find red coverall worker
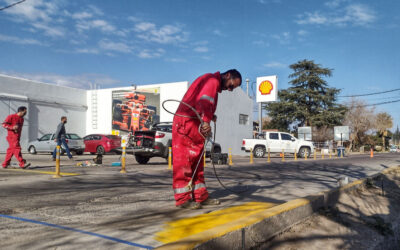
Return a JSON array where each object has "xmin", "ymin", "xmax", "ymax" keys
[
  {"xmin": 172, "ymin": 72, "xmax": 221, "ymax": 206},
  {"xmin": 2, "ymin": 113, "xmax": 26, "ymax": 168}
]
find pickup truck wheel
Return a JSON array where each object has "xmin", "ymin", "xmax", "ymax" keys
[
  {"xmin": 135, "ymin": 155, "xmax": 150, "ymax": 164},
  {"xmin": 299, "ymin": 147, "xmax": 311, "ymax": 158},
  {"xmin": 253, "ymin": 146, "xmax": 265, "ymax": 158}
]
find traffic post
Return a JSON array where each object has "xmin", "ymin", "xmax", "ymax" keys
[
  {"xmin": 250, "ymin": 148, "xmax": 254, "ymax": 164},
  {"xmin": 120, "ymin": 146, "xmax": 127, "ymax": 173},
  {"xmin": 281, "ymin": 149, "xmax": 285, "ymax": 162},
  {"xmin": 228, "ymin": 148, "xmax": 233, "ymax": 166},
  {"xmin": 53, "ymin": 145, "xmax": 61, "ymax": 178},
  {"xmin": 168, "ymin": 146, "xmax": 172, "ymax": 169},
  {"xmin": 267, "ymin": 148, "xmax": 271, "ymax": 163}
]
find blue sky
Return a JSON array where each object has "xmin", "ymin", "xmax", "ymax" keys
[{"xmin": 0, "ymin": 0, "xmax": 399, "ymax": 130}]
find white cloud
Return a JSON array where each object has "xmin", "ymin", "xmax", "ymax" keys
[
  {"xmin": 272, "ymin": 32, "xmax": 291, "ymax": 44},
  {"xmin": 258, "ymin": 0, "xmax": 281, "ymax": 4},
  {"xmin": 138, "ymin": 48, "xmax": 165, "ymax": 58},
  {"xmin": 296, "ymin": 4, "xmax": 376, "ymax": 27},
  {"xmin": 0, "ymin": 34, "xmax": 46, "ymax": 46},
  {"xmin": 134, "ymin": 22, "xmax": 189, "ymax": 44},
  {"xmin": 0, "ymin": 71, "xmax": 121, "ymax": 89},
  {"xmin": 325, "ymin": 0, "xmax": 348, "ymax": 8},
  {"xmin": 297, "ymin": 29, "xmax": 308, "ymax": 36},
  {"xmin": 165, "ymin": 58, "xmax": 187, "ymax": 63},
  {"xmin": 71, "ymin": 11, "xmax": 93, "ymax": 20},
  {"xmin": 252, "ymin": 40, "xmax": 269, "ymax": 47},
  {"xmin": 98, "ymin": 39, "xmax": 133, "ymax": 53},
  {"xmin": 194, "ymin": 46, "xmax": 209, "ymax": 53},
  {"xmin": 2, "ymin": 0, "xmax": 58, "ymax": 22},
  {"xmin": 76, "ymin": 19, "xmax": 116, "ymax": 33},
  {"xmin": 263, "ymin": 62, "xmax": 286, "ymax": 68},
  {"xmin": 75, "ymin": 48, "xmax": 99, "ymax": 54},
  {"xmin": 213, "ymin": 29, "xmax": 224, "ymax": 36},
  {"xmin": 32, "ymin": 22, "xmax": 64, "ymax": 37}
]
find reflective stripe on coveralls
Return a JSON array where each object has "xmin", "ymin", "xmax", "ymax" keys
[
  {"xmin": 173, "ymin": 183, "xmax": 206, "ymax": 194},
  {"xmin": 199, "ymin": 95, "xmax": 215, "ymax": 104}
]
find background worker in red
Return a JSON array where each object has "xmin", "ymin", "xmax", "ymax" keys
[
  {"xmin": 2, "ymin": 106, "xmax": 30, "ymax": 169},
  {"xmin": 172, "ymin": 69, "xmax": 242, "ymax": 209}
]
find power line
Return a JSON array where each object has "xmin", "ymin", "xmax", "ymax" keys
[
  {"xmin": 363, "ymin": 98, "xmax": 400, "ymax": 107},
  {"xmin": 339, "ymin": 88, "xmax": 400, "ymax": 98},
  {"xmin": 0, "ymin": 0, "xmax": 26, "ymax": 11}
]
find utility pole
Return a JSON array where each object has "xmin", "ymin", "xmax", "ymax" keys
[{"xmin": 246, "ymin": 78, "xmax": 249, "ymax": 96}]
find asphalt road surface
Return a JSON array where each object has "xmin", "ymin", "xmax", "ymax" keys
[{"xmin": 0, "ymin": 152, "xmax": 399, "ymax": 249}]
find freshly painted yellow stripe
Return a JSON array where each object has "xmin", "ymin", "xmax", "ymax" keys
[
  {"xmin": 155, "ymin": 201, "xmax": 278, "ymax": 244},
  {"xmin": 5, "ymin": 169, "xmax": 79, "ymax": 176}
]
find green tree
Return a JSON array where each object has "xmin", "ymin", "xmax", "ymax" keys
[
  {"xmin": 393, "ymin": 126, "xmax": 400, "ymax": 145},
  {"xmin": 375, "ymin": 112, "xmax": 393, "ymax": 150},
  {"xmin": 265, "ymin": 59, "xmax": 347, "ymax": 131}
]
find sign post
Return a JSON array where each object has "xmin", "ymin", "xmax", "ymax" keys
[{"xmin": 256, "ymin": 75, "xmax": 278, "ymax": 134}]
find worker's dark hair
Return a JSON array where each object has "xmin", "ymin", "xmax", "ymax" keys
[
  {"xmin": 61, "ymin": 116, "xmax": 67, "ymax": 121},
  {"xmin": 223, "ymin": 69, "xmax": 242, "ymax": 85},
  {"xmin": 17, "ymin": 106, "xmax": 27, "ymax": 112}
]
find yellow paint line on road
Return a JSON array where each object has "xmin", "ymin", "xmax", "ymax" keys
[
  {"xmin": 5, "ymin": 169, "xmax": 79, "ymax": 176},
  {"xmin": 155, "ymin": 201, "xmax": 278, "ymax": 244}
]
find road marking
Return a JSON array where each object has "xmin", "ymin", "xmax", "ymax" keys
[
  {"xmin": 0, "ymin": 214, "xmax": 152, "ymax": 249},
  {"xmin": 155, "ymin": 201, "xmax": 278, "ymax": 244},
  {"xmin": 4, "ymin": 169, "xmax": 79, "ymax": 176}
]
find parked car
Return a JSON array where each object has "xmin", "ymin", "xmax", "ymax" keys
[
  {"xmin": 83, "ymin": 134, "xmax": 121, "ymax": 155},
  {"xmin": 28, "ymin": 133, "xmax": 85, "ymax": 155},
  {"xmin": 132, "ymin": 122, "xmax": 222, "ymax": 164},
  {"xmin": 242, "ymin": 131, "xmax": 314, "ymax": 158},
  {"xmin": 389, "ymin": 145, "xmax": 399, "ymax": 153}
]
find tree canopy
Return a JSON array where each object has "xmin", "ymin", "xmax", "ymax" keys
[{"xmin": 265, "ymin": 59, "xmax": 347, "ymax": 131}]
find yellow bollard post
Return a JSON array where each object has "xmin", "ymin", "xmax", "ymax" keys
[
  {"xmin": 168, "ymin": 146, "xmax": 172, "ymax": 169},
  {"xmin": 322, "ymin": 150, "xmax": 325, "ymax": 159},
  {"xmin": 281, "ymin": 149, "xmax": 285, "ymax": 162},
  {"xmin": 228, "ymin": 148, "xmax": 233, "ymax": 166},
  {"xmin": 340, "ymin": 148, "xmax": 344, "ymax": 158},
  {"xmin": 334, "ymin": 149, "xmax": 338, "ymax": 158},
  {"xmin": 305, "ymin": 150, "xmax": 308, "ymax": 161},
  {"xmin": 120, "ymin": 146, "xmax": 127, "ymax": 173},
  {"xmin": 294, "ymin": 151, "xmax": 297, "ymax": 161},
  {"xmin": 53, "ymin": 145, "xmax": 61, "ymax": 178},
  {"xmin": 267, "ymin": 148, "xmax": 271, "ymax": 163},
  {"xmin": 314, "ymin": 150, "xmax": 317, "ymax": 160},
  {"xmin": 203, "ymin": 145, "xmax": 207, "ymax": 167},
  {"xmin": 250, "ymin": 148, "xmax": 254, "ymax": 164},
  {"xmin": 329, "ymin": 150, "xmax": 332, "ymax": 159}
]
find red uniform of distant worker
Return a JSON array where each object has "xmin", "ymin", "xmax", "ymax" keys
[
  {"xmin": 2, "ymin": 106, "xmax": 30, "ymax": 169},
  {"xmin": 172, "ymin": 69, "xmax": 242, "ymax": 209}
]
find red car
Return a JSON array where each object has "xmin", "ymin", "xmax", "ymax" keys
[{"xmin": 83, "ymin": 134, "xmax": 121, "ymax": 155}]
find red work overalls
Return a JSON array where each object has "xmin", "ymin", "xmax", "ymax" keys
[
  {"xmin": 172, "ymin": 72, "xmax": 221, "ymax": 206},
  {"xmin": 2, "ymin": 114, "xmax": 25, "ymax": 168}
]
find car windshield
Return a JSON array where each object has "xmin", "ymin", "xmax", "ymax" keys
[
  {"xmin": 154, "ymin": 124, "xmax": 172, "ymax": 132},
  {"xmin": 66, "ymin": 134, "xmax": 82, "ymax": 140}
]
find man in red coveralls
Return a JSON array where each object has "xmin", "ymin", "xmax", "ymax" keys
[
  {"xmin": 2, "ymin": 106, "xmax": 30, "ymax": 169},
  {"xmin": 173, "ymin": 69, "xmax": 242, "ymax": 209}
]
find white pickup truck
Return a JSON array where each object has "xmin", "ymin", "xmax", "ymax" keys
[{"xmin": 242, "ymin": 131, "xmax": 314, "ymax": 158}]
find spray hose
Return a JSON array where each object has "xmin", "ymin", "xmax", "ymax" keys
[{"xmin": 162, "ymin": 99, "xmax": 247, "ymax": 194}]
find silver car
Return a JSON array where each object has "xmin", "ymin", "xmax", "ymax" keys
[{"xmin": 28, "ymin": 133, "xmax": 85, "ymax": 155}]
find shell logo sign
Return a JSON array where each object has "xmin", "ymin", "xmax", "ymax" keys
[
  {"xmin": 256, "ymin": 75, "xmax": 278, "ymax": 103},
  {"xmin": 259, "ymin": 80, "xmax": 273, "ymax": 95}
]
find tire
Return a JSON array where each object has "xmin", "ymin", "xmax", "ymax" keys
[
  {"xmin": 212, "ymin": 146, "xmax": 221, "ymax": 154},
  {"xmin": 253, "ymin": 146, "xmax": 265, "ymax": 158},
  {"xmin": 76, "ymin": 150, "xmax": 83, "ymax": 155},
  {"xmin": 28, "ymin": 146, "xmax": 37, "ymax": 155},
  {"xmin": 299, "ymin": 147, "xmax": 311, "ymax": 158},
  {"xmin": 135, "ymin": 155, "xmax": 150, "ymax": 164},
  {"xmin": 96, "ymin": 146, "xmax": 105, "ymax": 155}
]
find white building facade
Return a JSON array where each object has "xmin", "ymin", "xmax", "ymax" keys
[{"xmin": 0, "ymin": 74, "xmax": 252, "ymax": 155}]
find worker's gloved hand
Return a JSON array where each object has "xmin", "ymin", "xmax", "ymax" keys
[{"xmin": 201, "ymin": 122, "xmax": 211, "ymax": 137}]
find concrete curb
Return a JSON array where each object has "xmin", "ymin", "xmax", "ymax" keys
[{"xmin": 156, "ymin": 165, "xmax": 400, "ymax": 250}]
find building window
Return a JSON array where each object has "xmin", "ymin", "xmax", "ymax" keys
[{"xmin": 239, "ymin": 114, "xmax": 248, "ymax": 125}]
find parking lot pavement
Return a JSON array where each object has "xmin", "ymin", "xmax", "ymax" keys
[{"xmin": 0, "ymin": 152, "xmax": 399, "ymax": 249}]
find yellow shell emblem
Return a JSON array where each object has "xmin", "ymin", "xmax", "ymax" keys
[{"xmin": 259, "ymin": 80, "xmax": 273, "ymax": 95}]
